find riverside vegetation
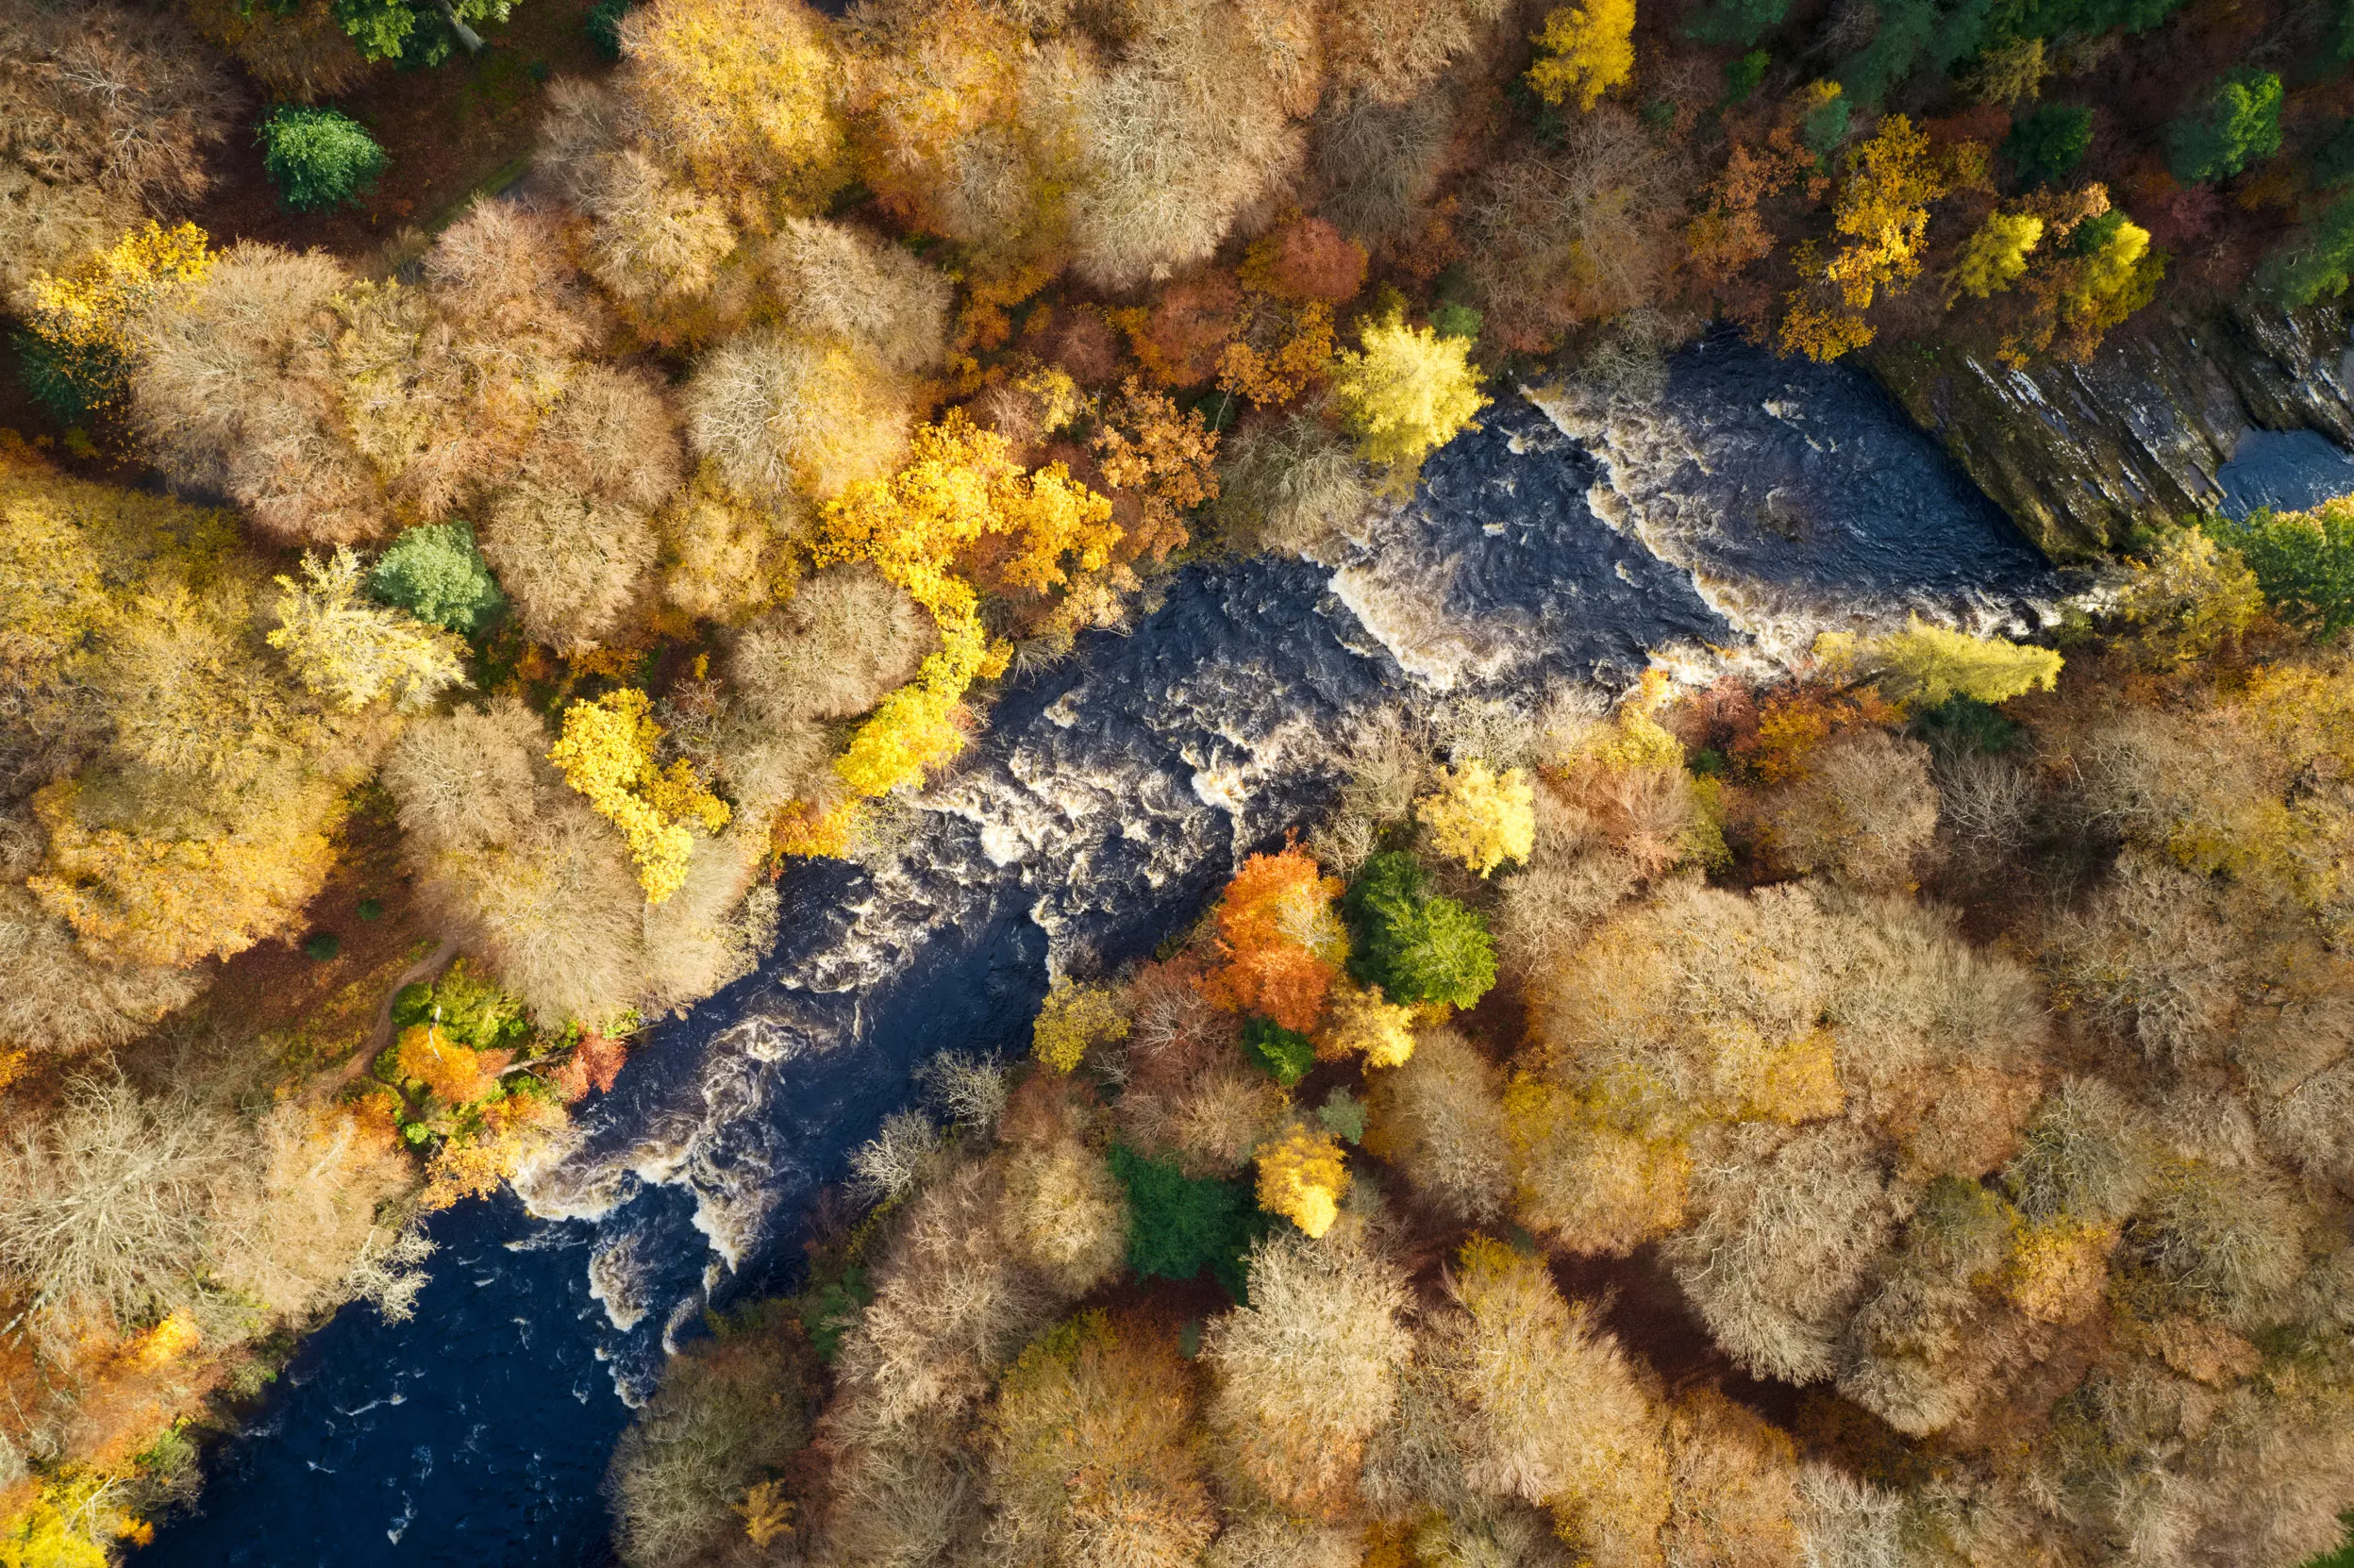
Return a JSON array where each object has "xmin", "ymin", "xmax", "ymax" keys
[
  {"xmin": 7, "ymin": 0, "xmax": 2354, "ymax": 1558},
  {"xmin": 606, "ymin": 542, "xmax": 2354, "ymax": 1568}
]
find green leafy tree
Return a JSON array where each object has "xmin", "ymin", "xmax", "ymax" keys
[
  {"xmin": 1108, "ymin": 1146, "xmax": 1260, "ymax": 1295},
  {"xmin": 2005, "ymin": 104, "xmax": 2093, "ymax": 186},
  {"xmin": 259, "ymin": 107, "xmax": 389, "ymax": 211},
  {"xmin": 1341, "ymin": 852, "xmax": 1498, "ymax": 1010},
  {"xmin": 2257, "ymin": 193, "xmax": 2354, "ymax": 306},
  {"xmin": 331, "ymin": 0, "xmax": 513, "ymax": 63},
  {"xmin": 371, "ymin": 523, "xmax": 506, "ymax": 636},
  {"xmin": 1241, "ymin": 1017, "xmax": 1316, "ymax": 1087},
  {"xmin": 1838, "ymin": 0, "xmax": 1990, "ymax": 107},
  {"xmin": 2167, "ymin": 69, "xmax": 2283, "ymax": 184},
  {"xmin": 2204, "ymin": 501, "xmax": 2354, "ymax": 638}
]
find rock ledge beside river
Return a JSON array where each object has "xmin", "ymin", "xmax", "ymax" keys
[{"xmin": 1867, "ymin": 304, "xmax": 2354, "ymax": 559}]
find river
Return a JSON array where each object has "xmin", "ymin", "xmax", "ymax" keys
[{"xmin": 142, "ymin": 330, "xmax": 2053, "ymax": 1567}]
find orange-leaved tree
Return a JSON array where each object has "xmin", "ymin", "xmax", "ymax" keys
[{"xmin": 1203, "ymin": 846, "xmax": 1346, "ymax": 1032}]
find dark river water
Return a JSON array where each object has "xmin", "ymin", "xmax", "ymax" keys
[{"xmin": 142, "ymin": 333, "xmax": 2053, "ymax": 1567}]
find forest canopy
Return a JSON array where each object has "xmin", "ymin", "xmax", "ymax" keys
[{"xmin": 8, "ymin": 0, "xmax": 2354, "ymax": 1554}]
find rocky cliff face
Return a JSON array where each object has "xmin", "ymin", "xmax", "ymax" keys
[{"xmin": 1867, "ymin": 305, "xmax": 2354, "ymax": 560}]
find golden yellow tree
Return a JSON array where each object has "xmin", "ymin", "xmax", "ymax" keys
[
  {"xmin": 619, "ymin": 0, "xmax": 850, "ymax": 216},
  {"xmin": 1526, "ymin": 0, "xmax": 1636, "ymax": 111},
  {"xmin": 1781, "ymin": 115, "xmax": 1965, "ymax": 360},
  {"xmin": 1031, "ymin": 977, "xmax": 1131, "ymax": 1073},
  {"xmin": 1951, "ymin": 210, "xmax": 2043, "ymax": 298},
  {"xmin": 547, "ymin": 689, "xmax": 730, "ymax": 903},
  {"xmin": 1419, "ymin": 760, "xmax": 1536, "ymax": 876},
  {"xmin": 1255, "ymin": 1122, "xmax": 1350, "ymax": 1237},
  {"xmin": 815, "ymin": 413, "xmax": 1117, "ymax": 794},
  {"xmin": 268, "ymin": 547, "xmax": 468, "ymax": 712},
  {"xmin": 1329, "ymin": 315, "xmax": 1490, "ymax": 492},
  {"xmin": 1318, "ymin": 978, "xmax": 1415, "ymax": 1067}
]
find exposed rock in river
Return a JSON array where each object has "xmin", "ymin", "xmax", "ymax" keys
[{"xmin": 1868, "ymin": 304, "xmax": 2354, "ymax": 560}]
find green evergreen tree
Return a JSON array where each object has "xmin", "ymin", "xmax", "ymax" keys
[
  {"xmin": 2167, "ymin": 69, "xmax": 2283, "ymax": 184},
  {"xmin": 1341, "ymin": 852, "xmax": 1498, "ymax": 1010},
  {"xmin": 2005, "ymin": 104, "xmax": 2094, "ymax": 186}
]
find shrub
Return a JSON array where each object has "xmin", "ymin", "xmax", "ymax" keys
[
  {"xmin": 1201, "ymin": 1230, "xmax": 1414, "ymax": 1510},
  {"xmin": 1342, "ymin": 852, "xmax": 1498, "ymax": 1009},
  {"xmin": 1328, "ymin": 315, "xmax": 1489, "ymax": 491},
  {"xmin": 1241, "ymin": 1017, "xmax": 1317, "ymax": 1086},
  {"xmin": 258, "ymin": 107, "xmax": 388, "ymax": 211},
  {"xmin": 1108, "ymin": 1145, "xmax": 1260, "ymax": 1293},
  {"xmin": 2004, "ymin": 104, "xmax": 2092, "ymax": 186},
  {"xmin": 2204, "ymin": 500, "xmax": 2354, "ymax": 638},
  {"xmin": 370, "ymin": 523, "xmax": 506, "ymax": 635}
]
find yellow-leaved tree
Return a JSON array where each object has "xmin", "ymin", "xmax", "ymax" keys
[
  {"xmin": 1329, "ymin": 315, "xmax": 1490, "ymax": 493},
  {"xmin": 18, "ymin": 221, "xmax": 213, "ymax": 419},
  {"xmin": 1255, "ymin": 1122, "xmax": 1350, "ymax": 1237},
  {"xmin": 1419, "ymin": 760, "xmax": 1536, "ymax": 876},
  {"xmin": 1816, "ymin": 616, "xmax": 2062, "ymax": 710},
  {"xmin": 1318, "ymin": 978, "xmax": 1415, "ymax": 1067},
  {"xmin": 619, "ymin": 0, "xmax": 850, "ymax": 215},
  {"xmin": 1032, "ymin": 977, "xmax": 1131, "ymax": 1074},
  {"xmin": 815, "ymin": 413, "xmax": 1118, "ymax": 794},
  {"xmin": 268, "ymin": 547, "xmax": 468, "ymax": 712},
  {"xmin": 1782, "ymin": 115, "xmax": 1969, "ymax": 360},
  {"xmin": 547, "ymin": 688, "xmax": 730, "ymax": 903},
  {"xmin": 1526, "ymin": 0, "xmax": 1636, "ymax": 112},
  {"xmin": 1952, "ymin": 210, "xmax": 2043, "ymax": 298}
]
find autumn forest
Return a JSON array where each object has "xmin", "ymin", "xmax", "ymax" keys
[{"xmin": 8, "ymin": 0, "xmax": 2354, "ymax": 1557}]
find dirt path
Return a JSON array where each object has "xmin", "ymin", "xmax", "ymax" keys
[{"xmin": 329, "ymin": 937, "xmax": 461, "ymax": 1094}]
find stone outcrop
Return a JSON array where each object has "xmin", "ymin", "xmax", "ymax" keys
[{"xmin": 1867, "ymin": 306, "xmax": 2354, "ymax": 560}]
